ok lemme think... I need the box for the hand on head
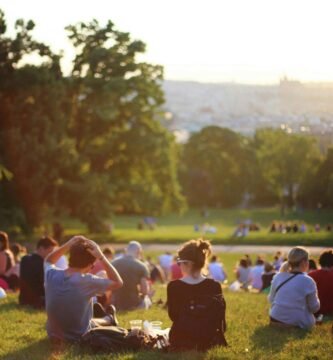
[68,236,104,260]
[69,235,87,247]
[85,239,104,260]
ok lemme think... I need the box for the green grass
[58,207,333,246]
[1,253,332,360]
[1,287,332,360]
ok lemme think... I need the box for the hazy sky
[1,0,333,84]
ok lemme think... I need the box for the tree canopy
[254,128,321,206]
[0,9,331,234]
[0,10,185,232]
[181,126,253,207]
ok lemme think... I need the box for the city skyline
[1,0,333,84]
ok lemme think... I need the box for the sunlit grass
[53,207,333,246]
[1,280,332,360]
[1,253,330,360]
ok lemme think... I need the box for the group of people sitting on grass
[232,248,333,328]
[42,237,227,350]
[232,252,285,292]
[1,229,333,352]
[231,220,261,238]
[145,251,227,284]
[269,221,332,233]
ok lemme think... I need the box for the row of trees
[1,10,332,233]
[181,126,333,209]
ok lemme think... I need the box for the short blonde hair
[279,261,290,273]
[288,247,309,269]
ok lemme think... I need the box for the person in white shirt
[55,255,68,270]
[159,252,173,281]
[208,255,227,282]
[268,247,320,329]
[249,258,265,290]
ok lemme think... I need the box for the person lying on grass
[268,246,320,329]
[44,236,123,343]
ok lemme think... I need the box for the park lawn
[53,207,333,247]
[1,287,333,360]
[0,253,330,360]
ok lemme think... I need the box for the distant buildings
[162,79,333,148]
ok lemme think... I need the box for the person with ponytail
[167,239,227,351]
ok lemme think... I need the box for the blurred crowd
[1,229,333,351]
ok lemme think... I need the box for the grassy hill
[1,252,333,360]
[53,207,333,246]
[1,289,332,360]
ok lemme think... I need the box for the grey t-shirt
[237,266,251,285]
[112,255,150,310]
[268,272,320,329]
[44,263,111,341]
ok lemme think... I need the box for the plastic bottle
[143,320,154,335]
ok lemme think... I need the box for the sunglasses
[176,257,193,266]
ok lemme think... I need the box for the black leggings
[93,302,108,318]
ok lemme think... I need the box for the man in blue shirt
[44,236,123,342]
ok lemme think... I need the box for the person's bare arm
[0,252,7,275]
[45,236,85,264]
[140,277,150,296]
[236,269,240,280]
[306,286,320,313]
[86,240,123,290]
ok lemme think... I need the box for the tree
[63,19,186,224]
[181,126,253,207]
[0,11,186,232]
[0,10,69,231]
[298,147,333,208]
[254,128,321,207]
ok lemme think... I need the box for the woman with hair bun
[167,239,227,351]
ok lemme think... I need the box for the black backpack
[169,293,227,351]
[81,325,168,353]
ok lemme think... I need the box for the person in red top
[309,249,333,316]
[91,247,114,275]
[170,256,182,280]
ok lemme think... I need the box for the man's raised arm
[45,235,85,264]
[86,240,123,290]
